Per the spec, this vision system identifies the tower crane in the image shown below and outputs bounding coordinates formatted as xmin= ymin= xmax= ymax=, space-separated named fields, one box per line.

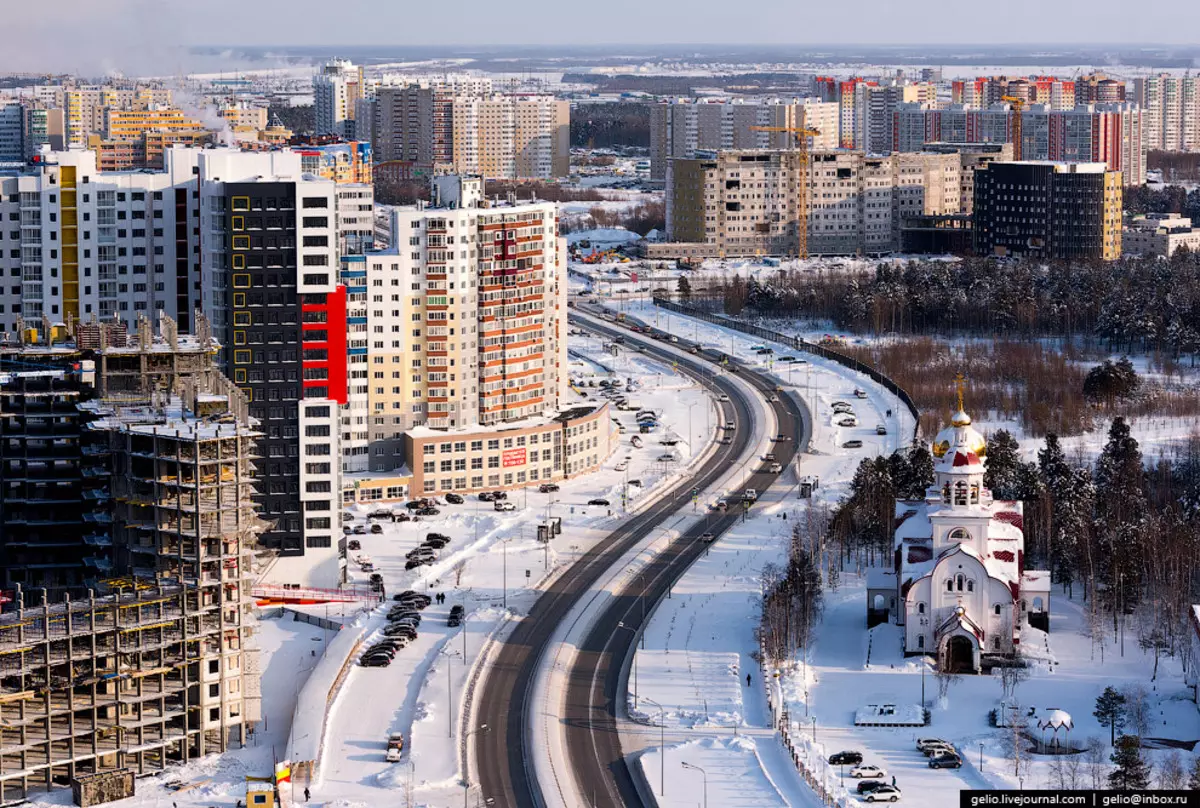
xmin=749 ymin=125 xmax=822 ymax=259
xmin=1000 ymin=96 xmax=1026 ymax=161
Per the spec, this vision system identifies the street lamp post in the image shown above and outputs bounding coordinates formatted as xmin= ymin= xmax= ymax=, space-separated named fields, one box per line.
xmin=463 ymin=724 xmax=490 ymax=808
xmin=441 ymin=648 xmax=461 ymax=738
xmin=979 ymin=741 xmax=984 ymax=773
xmin=617 ymin=621 xmax=639 ymax=710
xmin=642 ymin=697 xmax=666 ymax=797
xmin=681 ymin=762 xmax=707 ymax=808
xmin=501 ymin=538 xmax=512 ymax=612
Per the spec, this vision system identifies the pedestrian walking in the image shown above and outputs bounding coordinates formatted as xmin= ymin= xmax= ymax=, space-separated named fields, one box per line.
xmin=746 ymin=673 xmax=752 ymax=687
xmin=304 ymin=787 xmax=311 ymax=802
xmin=891 ymin=775 xmax=896 ymax=787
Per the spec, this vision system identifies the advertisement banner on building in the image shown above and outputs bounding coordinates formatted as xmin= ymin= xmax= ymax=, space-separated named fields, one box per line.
xmin=502 ymin=448 xmax=527 ymax=468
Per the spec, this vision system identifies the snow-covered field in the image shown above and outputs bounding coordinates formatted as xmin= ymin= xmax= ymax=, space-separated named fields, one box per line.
xmin=629 ymin=302 xmax=1200 ymax=807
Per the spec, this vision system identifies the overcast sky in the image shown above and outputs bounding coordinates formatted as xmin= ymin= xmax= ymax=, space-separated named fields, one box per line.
xmin=3 ymin=0 xmax=1198 ymax=75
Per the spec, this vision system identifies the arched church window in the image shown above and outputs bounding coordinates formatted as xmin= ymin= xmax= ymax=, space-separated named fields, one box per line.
xmin=955 ymin=574 xmax=964 ymax=591
xmin=994 ymin=604 xmax=1002 ymax=616
xmin=967 ymin=580 xmax=975 ymax=593
xmin=994 ymin=637 xmax=1001 ymax=650
xmin=948 ymin=528 xmax=969 ymax=542
xmin=917 ymin=602 xmax=925 ymax=614
xmin=918 ymin=635 xmax=925 ymax=649
xmin=970 ymin=484 xmax=980 ymax=504
xmin=946 ymin=579 xmax=954 ymax=593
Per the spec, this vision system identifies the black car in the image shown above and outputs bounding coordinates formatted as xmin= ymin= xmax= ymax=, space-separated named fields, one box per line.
xmin=539 ymin=483 xmax=560 ymax=493
xmin=416 ymin=507 xmax=440 ymax=517
xmin=397 ymin=595 xmax=431 ymax=609
xmin=448 ymin=614 xmax=462 ymax=627
xmin=828 ymin=751 xmax=863 ymax=766
xmin=393 ymin=512 xmax=411 ymax=523
xmin=445 ymin=493 xmax=464 ymax=505
xmin=393 ymin=590 xmax=416 ymax=601
xmin=383 ymin=625 xmax=417 ymax=639
xmin=389 ymin=609 xmax=421 ymax=621
xmin=492 ymin=491 xmax=508 ymax=501
xmin=348 ymin=540 xmax=361 ymax=551
xmin=404 ymin=559 xmax=427 ymax=570
xmin=406 ymin=500 xmax=426 ymax=510
xmin=450 ymin=604 xmax=465 ymax=616
xmin=360 ymin=656 xmax=391 ymax=668
xmin=857 ymin=780 xmax=888 ymax=795
xmin=425 ymin=537 xmax=449 ymax=549
xmin=929 ymin=753 xmax=962 ymax=770
xmin=479 ymin=492 xmax=495 ymax=501
xmin=370 ymin=523 xmax=383 ymax=534
xmin=588 ymin=498 xmax=610 ymax=507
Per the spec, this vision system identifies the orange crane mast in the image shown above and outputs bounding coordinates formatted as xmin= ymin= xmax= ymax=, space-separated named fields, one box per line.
xmin=1000 ymin=95 xmax=1026 ymax=161
xmin=749 ymin=125 xmax=822 ymax=259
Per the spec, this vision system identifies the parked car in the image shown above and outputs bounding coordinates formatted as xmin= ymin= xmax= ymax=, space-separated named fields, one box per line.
xmin=588 ymin=498 xmax=610 ymax=507
xmin=921 ymin=743 xmax=957 ymax=758
xmin=915 ymin=738 xmax=950 ymax=752
xmin=393 ymin=512 xmax=411 ymax=523
xmin=385 ymin=732 xmax=405 ymax=762
xmin=828 ymin=751 xmax=863 ymax=766
xmin=383 ymin=625 xmax=417 ymax=639
xmin=857 ymin=780 xmax=889 ymax=795
xmin=425 ymin=537 xmax=449 ymax=549
xmin=876 ymin=424 xmax=888 ymax=435
xmin=368 ymin=509 xmax=392 ymax=520
xmin=416 ymin=507 xmax=440 ymax=516
xmin=831 ymin=402 xmax=852 ymax=413
xmin=448 ymin=613 xmax=463 ymax=627
xmin=843 ymin=440 xmax=864 ymax=449
xmin=855 ymin=388 xmax=868 ymax=399
xmin=863 ymin=784 xmax=901 ymax=802
xmin=837 ymin=417 xmax=858 ymax=427
xmin=406 ymin=500 xmax=427 ymax=510
xmin=361 ymin=655 xmax=391 ymax=668
xmin=393 ymin=590 xmax=417 ymax=602
xmin=347 ymin=539 xmax=361 ymax=551
xmin=539 ymin=483 xmax=560 ymax=493
xmin=369 ymin=573 xmax=384 ymax=585
xmin=353 ymin=525 xmax=368 ymax=535
xmin=370 ymin=523 xmax=383 ymax=534
xmin=343 ymin=526 xmax=353 ymax=535
xmin=850 ymin=765 xmax=887 ymax=779
xmin=494 ymin=500 xmax=516 ymax=512
xmin=928 ymin=753 xmax=962 ymax=770
xmin=405 ymin=558 xmax=431 ymax=570
xmin=659 ymin=438 xmax=679 ymax=446
xmin=479 ymin=492 xmax=496 ymax=502
xmin=445 ymin=493 xmax=464 ymax=505
xmin=450 ymin=604 xmax=465 ymax=617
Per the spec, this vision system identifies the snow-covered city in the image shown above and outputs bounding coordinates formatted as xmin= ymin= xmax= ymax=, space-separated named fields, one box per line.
xmin=5 ymin=15 xmax=1200 ymax=808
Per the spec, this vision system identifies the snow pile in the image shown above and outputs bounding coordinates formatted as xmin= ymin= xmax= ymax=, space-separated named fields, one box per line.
xmin=853 ymin=702 xmax=925 ymax=726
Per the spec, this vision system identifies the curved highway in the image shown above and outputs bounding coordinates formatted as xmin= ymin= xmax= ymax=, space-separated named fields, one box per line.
xmin=473 ymin=303 xmax=809 ymax=808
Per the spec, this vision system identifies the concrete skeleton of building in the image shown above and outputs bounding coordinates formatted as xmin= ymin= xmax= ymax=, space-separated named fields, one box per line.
xmin=0 ymin=313 xmax=262 ymax=806
xmin=972 ymin=160 xmax=1123 ymax=261
xmin=371 ymin=75 xmax=569 ymax=179
xmin=648 ymin=97 xmax=840 ymax=183
xmin=658 ymin=147 xmax=992 ymax=258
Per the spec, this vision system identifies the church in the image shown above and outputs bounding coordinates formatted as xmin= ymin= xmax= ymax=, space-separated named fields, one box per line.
xmin=876 ymin=380 xmax=1051 ymax=673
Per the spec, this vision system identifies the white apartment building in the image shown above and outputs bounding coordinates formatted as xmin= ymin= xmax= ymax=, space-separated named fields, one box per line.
xmin=1134 ymin=73 xmax=1200 ymax=152
xmin=0 ymin=103 xmax=23 ymax=163
xmin=648 ymin=98 xmax=840 ymax=182
xmin=314 ymin=59 xmax=365 ymax=139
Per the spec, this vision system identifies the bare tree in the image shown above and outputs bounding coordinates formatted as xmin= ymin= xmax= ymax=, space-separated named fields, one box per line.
xmin=1158 ymin=750 xmax=1186 ymax=789
xmin=1122 ymin=685 xmax=1152 ymax=737
xmin=994 ymin=656 xmax=1030 ymax=701
xmin=1085 ymin=736 xmax=1108 ymax=789
xmin=934 ymin=669 xmax=960 ymax=707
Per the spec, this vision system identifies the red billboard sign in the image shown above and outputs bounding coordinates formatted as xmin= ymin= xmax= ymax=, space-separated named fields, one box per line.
xmin=502 ymin=448 xmax=527 ymax=468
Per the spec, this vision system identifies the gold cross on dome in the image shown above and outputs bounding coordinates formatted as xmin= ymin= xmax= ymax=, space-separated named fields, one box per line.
xmin=954 ymin=372 xmax=966 ymax=412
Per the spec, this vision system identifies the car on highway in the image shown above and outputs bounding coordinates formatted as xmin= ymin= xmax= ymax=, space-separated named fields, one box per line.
xmin=718 ymin=394 xmax=730 ymax=402
xmin=724 ymin=421 xmax=735 ymax=430
xmin=843 ymin=440 xmax=864 ymax=448
xmin=718 ymin=437 xmax=733 ymax=445
xmin=877 ymin=424 xmax=888 ymax=435
xmin=588 ymin=498 xmax=610 ymax=507
xmin=774 ymin=433 xmax=790 ymax=442
xmin=712 ymin=499 xmax=729 ymax=512
xmin=763 ymin=453 xmax=776 ymax=462
xmin=769 ymin=394 xmax=780 ymax=402
xmin=850 ymin=765 xmax=887 ymax=779
xmin=494 ymin=500 xmax=516 ymax=512
xmin=855 ymin=388 xmax=868 ymax=398
xmin=743 ymin=489 xmax=757 ymax=502
xmin=769 ymin=463 xmax=783 ymax=473
xmin=863 ymin=784 xmax=901 ymax=802
xmin=700 ymin=532 xmax=715 ymax=543
xmin=928 ymin=752 xmax=963 ymax=770
xmin=837 ymin=416 xmax=858 ymax=427
xmin=828 ymin=751 xmax=863 ymax=765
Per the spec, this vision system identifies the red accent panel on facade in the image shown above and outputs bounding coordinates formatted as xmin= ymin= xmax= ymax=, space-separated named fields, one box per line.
xmin=300 ymin=285 xmax=348 ymax=406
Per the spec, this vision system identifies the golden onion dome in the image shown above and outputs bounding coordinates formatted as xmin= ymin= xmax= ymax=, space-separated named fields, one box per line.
xmin=951 ymin=408 xmax=972 ymax=427
xmin=931 ymin=421 xmax=988 ymax=459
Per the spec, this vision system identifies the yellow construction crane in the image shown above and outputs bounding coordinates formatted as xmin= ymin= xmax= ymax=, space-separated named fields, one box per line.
xmin=749 ymin=125 xmax=822 ymax=259
xmin=1000 ymin=96 xmax=1026 ymax=161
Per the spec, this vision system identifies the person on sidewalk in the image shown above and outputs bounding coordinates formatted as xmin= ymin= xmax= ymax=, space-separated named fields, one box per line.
xmin=303 ymin=787 xmax=310 ymax=802
xmin=746 ymin=673 xmax=752 ymax=687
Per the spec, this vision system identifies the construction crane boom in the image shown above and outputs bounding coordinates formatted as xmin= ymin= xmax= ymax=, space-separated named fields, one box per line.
xmin=748 ymin=125 xmax=822 ymax=259
xmin=1000 ymin=96 xmax=1026 ymax=161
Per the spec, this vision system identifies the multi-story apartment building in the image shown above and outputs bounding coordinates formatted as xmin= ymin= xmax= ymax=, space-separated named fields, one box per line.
xmin=344 ymin=176 xmax=609 ymax=497
xmin=893 ymin=103 xmax=1145 ymax=184
xmin=1134 ymin=73 xmax=1200 ymax=152
xmin=373 ymin=79 xmax=567 ymax=180
xmin=973 ymin=161 xmax=1122 ymax=260
xmin=101 ymin=108 xmax=204 ymax=142
xmin=0 ymin=147 xmax=349 ymax=585
xmin=62 ymin=86 xmax=174 ymax=147
xmin=313 ymin=59 xmax=365 ymax=139
xmin=220 ymin=104 xmax=269 ymax=132
xmin=659 ymin=149 xmax=963 ymax=258
xmin=91 ymin=129 xmax=215 ymax=171
xmin=0 ymin=104 xmax=23 ymax=163
xmin=296 ymin=142 xmax=374 ymax=185
xmin=1123 ymin=213 xmax=1200 ymax=257
xmin=648 ymin=98 xmax=839 ymax=182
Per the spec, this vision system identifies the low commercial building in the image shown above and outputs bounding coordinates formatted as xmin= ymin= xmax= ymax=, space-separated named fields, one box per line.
xmin=972 ymin=161 xmax=1122 ymax=260
xmin=1123 ymin=213 xmax=1200 ymax=257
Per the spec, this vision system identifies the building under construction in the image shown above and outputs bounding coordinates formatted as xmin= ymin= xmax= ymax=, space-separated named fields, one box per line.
xmin=0 ymin=314 xmax=263 ymax=806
